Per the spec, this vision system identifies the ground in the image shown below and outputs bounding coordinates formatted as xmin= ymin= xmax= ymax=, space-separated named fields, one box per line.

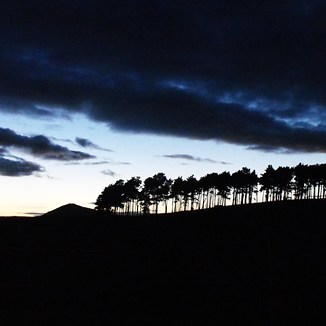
xmin=0 ymin=200 xmax=325 ymax=325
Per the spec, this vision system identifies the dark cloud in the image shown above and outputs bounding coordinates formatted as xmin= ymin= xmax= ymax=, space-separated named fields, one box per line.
xmin=162 ymin=154 xmax=219 ymax=163
xmin=0 ymin=1 xmax=326 ymax=153
xmin=21 ymin=212 xmax=42 ymax=216
xmin=246 ymin=145 xmax=296 ymax=154
xmin=0 ymin=156 xmax=43 ymax=177
xmin=75 ymin=137 xmax=113 ymax=152
xmin=0 ymin=97 xmax=71 ymax=119
xmin=0 ymin=127 xmax=94 ymax=160
xmin=75 ymin=137 xmax=95 ymax=148
xmin=101 ymin=169 xmax=117 ymax=177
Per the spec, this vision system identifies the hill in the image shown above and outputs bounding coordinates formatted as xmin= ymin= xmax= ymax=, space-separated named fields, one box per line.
xmin=0 ymin=199 xmax=325 ymax=325
xmin=40 ymin=203 xmax=100 ymax=221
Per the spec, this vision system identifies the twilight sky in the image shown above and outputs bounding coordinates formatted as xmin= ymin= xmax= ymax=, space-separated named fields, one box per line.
xmin=0 ymin=0 xmax=325 ymax=215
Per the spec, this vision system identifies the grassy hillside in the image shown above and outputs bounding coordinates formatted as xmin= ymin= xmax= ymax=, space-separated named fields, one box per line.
xmin=0 ymin=200 xmax=325 ymax=325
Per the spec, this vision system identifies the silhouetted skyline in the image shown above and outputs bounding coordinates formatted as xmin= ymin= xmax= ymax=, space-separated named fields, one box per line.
xmin=95 ymin=163 xmax=326 ymax=214
xmin=0 ymin=1 xmax=325 ymax=215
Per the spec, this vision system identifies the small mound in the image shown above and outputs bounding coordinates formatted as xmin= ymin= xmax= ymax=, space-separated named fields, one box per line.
xmin=41 ymin=203 xmax=98 ymax=221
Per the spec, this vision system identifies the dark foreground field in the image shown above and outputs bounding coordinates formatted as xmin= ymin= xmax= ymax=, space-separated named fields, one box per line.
xmin=0 ymin=199 xmax=325 ymax=325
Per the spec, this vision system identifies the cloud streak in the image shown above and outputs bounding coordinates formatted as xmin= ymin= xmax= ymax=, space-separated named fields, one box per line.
xmin=0 ymin=127 xmax=94 ymax=161
xmin=0 ymin=1 xmax=326 ymax=153
xmin=75 ymin=137 xmax=113 ymax=152
xmin=101 ymin=169 xmax=117 ymax=177
xmin=64 ymin=160 xmax=130 ymax=166
xmin=161 ymin=154 xmax=225 ymax=164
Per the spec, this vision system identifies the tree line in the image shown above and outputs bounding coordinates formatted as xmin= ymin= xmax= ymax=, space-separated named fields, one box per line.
xmin=95 ymin=163 xmax=326 ymax=215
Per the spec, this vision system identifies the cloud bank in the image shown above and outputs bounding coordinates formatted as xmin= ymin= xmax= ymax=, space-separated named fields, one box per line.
xmin=0 ymin=1 xmax=326 ymax=153
xmin=0 ymin=156 xmax=43 ymax=177
xmin=0 ymin=127 xmax=94 ymax=161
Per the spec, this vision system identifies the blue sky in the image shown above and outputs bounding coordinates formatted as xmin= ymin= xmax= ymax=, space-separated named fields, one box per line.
xmin=0 ymin=1 xmax=325 ymax=215
xmin=1 ymin=110 xmax=324 ymax=216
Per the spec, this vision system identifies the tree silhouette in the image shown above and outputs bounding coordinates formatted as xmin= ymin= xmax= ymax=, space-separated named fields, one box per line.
xmin=231 ymin=169 xmax=242 ymax=205
xmin=141 ymin=173 xmax=170 ymax=214
xmin=260 ymin=165 xmax=275 ymax=202
xmin=152 ymin=173 xmax=169 ymax=214
xmin=273 ymin=166 xmax=293 ymax=201
xmin=162 ymin=178 xmax=173 ymax=213
xmin=95 ymin=179 xmax=125 ymax=213
xmin=293 ymin=163 xmax=309 ymax=200
xmin=231 ymin=167 xmax=257 ymax=205
xmin=208 ymin=173 xmax=220 ymax=208
xmin=187 ymin=175 xmax=199 ymax=210
xmin=198 ymin=174 xmax=211 ymax=209
xmin=319 ymin=164 xmax=326 ymax=199
xmin=95 ymin=162 xmax=326 ymax=215
xmin=180 ymin=175 xmax=199 ymax=211
xmin=309 ymin=164 xmax=322 ymax=199
xmin=141 ymin=176 xmax=155 ymax=214
xmin=171 ymin=177 xmax=184 ymax=212
xmin=124 ymin=176 xmax=142 ymax=215
xmin=214 ymin=171 xmax=232 ymax=206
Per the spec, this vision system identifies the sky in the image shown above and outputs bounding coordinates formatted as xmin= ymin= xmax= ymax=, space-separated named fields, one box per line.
xmin=0 ymin=0 xmax=325 ymax=216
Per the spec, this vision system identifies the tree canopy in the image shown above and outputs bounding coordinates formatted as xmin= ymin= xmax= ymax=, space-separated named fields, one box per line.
xmin=95 ymin=163 xmax=326 ymax=215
